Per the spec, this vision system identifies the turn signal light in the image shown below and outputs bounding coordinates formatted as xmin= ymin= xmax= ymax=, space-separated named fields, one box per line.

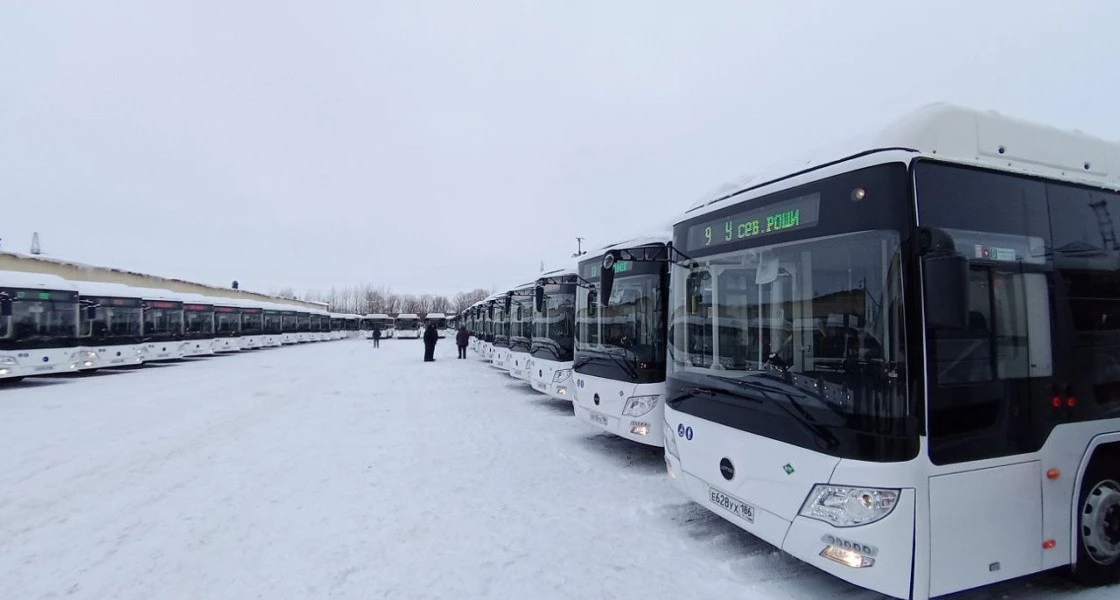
xmin=1043 ymin=539 xmax=1056 ymax=550
xmin=1046 ymin=469 xmax=1061 ymax=480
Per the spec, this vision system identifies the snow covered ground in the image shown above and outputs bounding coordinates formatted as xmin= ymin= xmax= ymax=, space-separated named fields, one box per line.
xmin=0 ymin=339 xmax=1115 ymax=600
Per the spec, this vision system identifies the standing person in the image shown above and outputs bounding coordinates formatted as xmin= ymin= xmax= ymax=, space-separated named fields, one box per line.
xmin=371 ymin=326 xmax=382 ymax=348
xmin=455 ymin=325 xmax=469 ymax=359
xmin=423 ymin=323 xmax=438 ymax=362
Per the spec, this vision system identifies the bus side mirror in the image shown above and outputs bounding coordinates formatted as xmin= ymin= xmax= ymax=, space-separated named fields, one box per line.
xmin=534 ymin=286 xmax=544 ymax=312
xmin=600 ymin=252 xmax=617 ymax=307
xmin=0 ymin=298 xmax=11 ymax=317
xmin=920 ymin=227 xmax=969 ymax=330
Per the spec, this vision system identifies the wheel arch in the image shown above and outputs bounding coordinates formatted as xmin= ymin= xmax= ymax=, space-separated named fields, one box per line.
xmin=1070 ymin=433 xmax=1120 ymax=569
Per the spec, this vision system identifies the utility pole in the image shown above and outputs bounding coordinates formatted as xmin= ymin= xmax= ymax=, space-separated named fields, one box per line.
xmin=572 ymin=237 xmax=586 ymax=258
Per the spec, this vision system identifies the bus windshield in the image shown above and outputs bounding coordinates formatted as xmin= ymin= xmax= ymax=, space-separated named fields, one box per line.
xmin=533 ymin=286 xmax=575 ymax=362
xmin=84 ymin=303 xmax=143 ymax=340
xmin=576 ymin=260 xmax=667 ymax=384
xmin=510 ymin=299 xmax=532 ymax=352
xmin=215 ymin=310 xmax=241 ymax=334
xmin=668 ymin=163 xmax=914 ymax=461
xmin=1 ymin=298 xmax=79 ymax=344
xmin=184 ymin=309 xmax=214 ymax=335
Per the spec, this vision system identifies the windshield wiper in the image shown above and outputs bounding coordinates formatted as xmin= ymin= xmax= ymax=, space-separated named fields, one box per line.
xmin=575 ymin=347 xmax=639 ymax=381
xmin=705 ymin=374 xmax=841 ymax=451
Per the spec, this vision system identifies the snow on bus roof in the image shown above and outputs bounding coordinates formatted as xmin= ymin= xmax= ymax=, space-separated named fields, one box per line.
xmin=0 ymin=269 xmax=79 ymax=292
xmin=682 ymin=102 xmax=1120 ymax=222
xmin=583 ymin=228 xmax=673 ymax=258
xmin=69 ymin=280 xmax=148 ymax=298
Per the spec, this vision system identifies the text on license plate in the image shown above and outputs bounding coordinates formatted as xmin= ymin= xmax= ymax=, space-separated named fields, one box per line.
xmin=708 ymin=487 xmax=755 ymax=523
xmin=589 ymin=412 xmax=609 ymax=427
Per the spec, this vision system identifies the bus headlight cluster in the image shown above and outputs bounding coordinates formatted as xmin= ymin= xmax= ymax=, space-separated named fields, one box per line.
xmin=553 ymin=369 xmax=572 ymax=382
xmin=622 ymin=395 xmax=659 ymax=417
xmin=799 ymin=485 xmax=899 ymax=527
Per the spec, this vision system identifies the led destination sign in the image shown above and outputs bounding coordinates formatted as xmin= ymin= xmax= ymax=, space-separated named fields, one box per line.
xmin=686 ymin=193 xmax=821 ymax=251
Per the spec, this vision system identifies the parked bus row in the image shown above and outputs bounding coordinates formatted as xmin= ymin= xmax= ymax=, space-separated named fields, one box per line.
xmin=358 ymin=312 xmax=451 ymax=340
xmin=0 ymin=272 xmax=366 ymax=382
xmin=454 ymin=105 xmax=1120 ymax=599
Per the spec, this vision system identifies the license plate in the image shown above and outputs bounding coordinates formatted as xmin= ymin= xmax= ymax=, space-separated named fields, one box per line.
xmin=110 ymin=359 xmax=124 ymax=364
xmin=589 ymin=411 xmax=609 ymax=427
xmin=708 ymin=487 xmax=755 ymax=523
xmin=33 ymin=365 xmax=53 ymax=372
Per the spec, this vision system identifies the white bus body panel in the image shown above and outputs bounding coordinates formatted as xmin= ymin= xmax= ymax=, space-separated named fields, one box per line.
xmin=492 ymin=347 xmax=511 ymax=370
xmin=397 ymin=329 xmax=420 ymax=339
xmin=143 ymin=341 xmax=185 ymax=361
xmin=527 ymin=357 xmax=573 ymax=400
xmin=573 ymin=374 xmax=664 ymax=447
xmin=663 ymin=404 xmax=913 ymax=598
xmin=9 ymin=347 xmax=82 ymax=378
xmin=214 ymin=338 xmax=241 ymax=353
xmin=508 ymin=350 xmax=531 ymax=380
xmin=82 ymin=343 xmax=144 ymax=368
xmin=182 ymin=339 xmax=217 ymax=356
xmin=238 ymin=335 xmax=265 ymax=350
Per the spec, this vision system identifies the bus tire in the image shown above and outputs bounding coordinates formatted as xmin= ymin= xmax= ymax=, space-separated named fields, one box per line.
xmin=1072 ymin=446 xmax=1120 ymax=586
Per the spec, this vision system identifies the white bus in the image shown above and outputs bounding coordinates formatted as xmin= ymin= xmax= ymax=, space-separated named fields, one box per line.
xmin=663 ymin=104 xmax=1120 ymax=599
xmin=123 ymin=285 xmax=187 ymax=361
xmin=261 ymin=304 xmax=284 ymax=347
xmin=572 ymin=234 xmax=671 ymax=447
xmin=0 ymin=270 xmax=86 ymax=381
xmin=528 ymin=267 xmax=578 ymax=400
xmin=71 ymin=280 xmax=147 ymax=369
xmin=364 ymin=313 xmax=395 ymax=339
xmin=279 ymin=307 xmax=299 ymax=344
xmin=177 ymin=292 xmax=217 ymax=356
xmin=426 ymin=312 xmax=448 ymax=339
xmin=212 ymin=298 xmax=244 ymax=353
xmin=395 ymin=313 xmax=422 ymax=339
xmin=506 ymin=284 xmax=536 ymax=380
xmin=490 ymin=293 xmax=513 ymax=370
xmin=232 ymin=300 xmax=265 ymax=350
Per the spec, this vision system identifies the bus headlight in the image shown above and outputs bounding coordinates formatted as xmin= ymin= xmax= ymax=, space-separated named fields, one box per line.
xmin=553 ymin=369 xmax=572 ymax=382
xmin=622 ymin=395 xmax=659 ymax=417
xmin=799 ymin=485 xmax=899 ymax=527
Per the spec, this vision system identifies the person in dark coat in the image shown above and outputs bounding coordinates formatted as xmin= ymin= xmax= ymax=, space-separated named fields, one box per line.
xmin=455 ymin=325 xmax=469 ymax=359
xmin=423 ymin=323 xmax=439 ymax=362
xmin=371 ymin=326 xmax=381 ymax=348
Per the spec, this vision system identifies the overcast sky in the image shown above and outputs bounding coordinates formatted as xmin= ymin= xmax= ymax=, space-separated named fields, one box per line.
xmin=2 ymin=1 xmax=1117 ymax=297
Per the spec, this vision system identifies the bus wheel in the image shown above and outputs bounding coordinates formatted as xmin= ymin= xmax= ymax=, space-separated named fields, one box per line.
xmin=1074 ymin=452 xmax=1120 ymax=585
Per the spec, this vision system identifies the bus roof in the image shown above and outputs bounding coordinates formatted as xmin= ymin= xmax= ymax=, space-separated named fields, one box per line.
xmin=683 ymin=103 xmax=1120 ymax=221
xmin=0 ymin=269 xmax=79 ymax=293
xmin=70 ymin=280 xmax=147 ymax=299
